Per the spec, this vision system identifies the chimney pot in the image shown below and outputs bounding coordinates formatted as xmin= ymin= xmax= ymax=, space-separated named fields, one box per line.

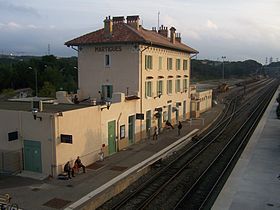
xmin=175 ymin=33 xmax=181 ymax=43
xmin=170 ymin=27 xmax=176 ymax=43
xmin=112 ymin=16 xmax=125 ymax=24
xmin=158 ymin=25 xmax=168 ymax=37
xmin=127 ymin=15 xmax=140 ymax=30
xmin=104 ymin=16 xmax=113 ymax=38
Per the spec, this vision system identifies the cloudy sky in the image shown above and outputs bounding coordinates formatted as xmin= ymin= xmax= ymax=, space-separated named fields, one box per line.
xmin=0 ymin=0 xmax=279 ymax=63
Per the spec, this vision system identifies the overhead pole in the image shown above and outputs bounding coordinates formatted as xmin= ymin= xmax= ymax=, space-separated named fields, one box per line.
xmin=157 ymin=11 xmax=160 ymax=30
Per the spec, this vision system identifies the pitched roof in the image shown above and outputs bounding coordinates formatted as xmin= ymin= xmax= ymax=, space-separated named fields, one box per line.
xmin=65 ymin=23 xmax=198 ymax=54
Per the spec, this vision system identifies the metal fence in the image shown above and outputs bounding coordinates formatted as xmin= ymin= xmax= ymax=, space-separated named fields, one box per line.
xmin=0 ymin=149 xmax=22 ymax=175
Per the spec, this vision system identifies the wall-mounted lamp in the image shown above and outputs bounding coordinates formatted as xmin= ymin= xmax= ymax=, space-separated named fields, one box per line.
xmin=57 ymin=112 xmax=63 ymax=117
xmin=154 ymin=92 xmax=162 ymax=99
xmin=101 ymin=101 xmax=112 ymax=111
xmin=32 ymin=108 xmax=42 ymax=121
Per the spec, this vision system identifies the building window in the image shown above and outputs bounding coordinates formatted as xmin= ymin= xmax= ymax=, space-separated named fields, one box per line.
xmin=163 ymin=111 xmax=168 ymax=122
xmin=183 ymin=79 xmax=188 ymax=92
xmin=183 ymin=59 xmax=188 ymax=71
xmin=176 ymin=59 xmax=181 ymax=70
xmin=167 ymin=58 xmax=173 ymax=70
xmin=157 ymin=80 xmax=163 ymax=96
xmin=176 ymin=79 xmax=181 ymax=93
xmin=105 ymin=54 xmax=110 ymax=67
xmin=145 ymin=55 xmax=153 ymax=70
xmin=101 ymin=84 xmax=113 ymax=99
xmin=145 ymin=81 xmax=152 ymax=98
xmin=167 ymin=80 xmax=173 ymax=94
xmin=158 ymin=56 xmax=163 ymax=70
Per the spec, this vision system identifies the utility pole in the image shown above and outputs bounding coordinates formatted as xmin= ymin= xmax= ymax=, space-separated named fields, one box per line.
xmin=157 ymin=11 xmax=160 ymax=30
xmin=222 ymin=56 xmax=226 ymax=82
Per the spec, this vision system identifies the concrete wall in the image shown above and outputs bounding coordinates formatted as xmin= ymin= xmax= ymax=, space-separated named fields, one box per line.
xmin=55 ymin=98 xmax=139 ymax=175
xmin=197 ymin=90 xmax=212 ymax=113
xmin=0 ymin=110 xmax=55 ymax=176
xmin=78 ymin=44 xmax=139 ymax=99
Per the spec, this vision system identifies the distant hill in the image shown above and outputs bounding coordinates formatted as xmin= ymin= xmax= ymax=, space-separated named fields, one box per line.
xmin=191 ymin=59 xmax=263 ymax=81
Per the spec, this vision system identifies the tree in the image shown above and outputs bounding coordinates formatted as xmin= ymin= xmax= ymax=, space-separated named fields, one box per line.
xmin=39 ymin=82 xmax=56 ymax=97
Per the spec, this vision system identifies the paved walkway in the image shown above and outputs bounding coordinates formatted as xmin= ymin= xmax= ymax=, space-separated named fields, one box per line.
xmin=212 ymin=86 xmax=280 ymax=210
xmin=0 ymin=104 xmax=222 ymax=210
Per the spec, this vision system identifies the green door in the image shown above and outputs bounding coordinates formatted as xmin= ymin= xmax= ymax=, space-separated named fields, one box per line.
xmin=128 ymin=115 xmax=135 ymax=144
xmin=24 ymin=140 xmax=42 ymax=173
xmin=146 ymin=110 xmax=151 ymax=138
xmin=168 ymin=105 xmax=172 ymax=122
xmin=108 ymin=120 xmax=116 ymax=155
xmin=183 ymin=100 xmax=186 ymax=121
xmin=157 ymin=111 xmax=162 ymax=133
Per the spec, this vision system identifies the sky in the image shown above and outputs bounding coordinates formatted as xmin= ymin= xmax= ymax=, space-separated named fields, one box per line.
xmin=0 ymin=0 xmax=279 ymax=63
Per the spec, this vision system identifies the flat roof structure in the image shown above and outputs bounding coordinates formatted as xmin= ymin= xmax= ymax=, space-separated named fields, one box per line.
xmin=0 ymin=101 xmax=90 ymax=113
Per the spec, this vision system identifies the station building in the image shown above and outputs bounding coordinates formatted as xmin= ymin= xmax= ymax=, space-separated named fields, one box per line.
xmin=0 ymin=15 xmax=204 ymax=177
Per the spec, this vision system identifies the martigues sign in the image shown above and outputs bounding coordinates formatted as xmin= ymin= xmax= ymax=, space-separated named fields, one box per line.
xmin=95 ymin=46 xmax=122 ymax=52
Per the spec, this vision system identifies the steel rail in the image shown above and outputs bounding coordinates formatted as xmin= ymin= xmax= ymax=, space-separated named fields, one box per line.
xmin=174 ymin=82 xmax=278 ymax=210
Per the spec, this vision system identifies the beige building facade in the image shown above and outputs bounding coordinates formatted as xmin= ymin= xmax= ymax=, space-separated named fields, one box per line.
xmin=0 ymin=15 xmax=206 ymax=177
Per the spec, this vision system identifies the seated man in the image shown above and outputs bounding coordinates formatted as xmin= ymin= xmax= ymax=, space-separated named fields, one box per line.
xmin=64 ymin=161 xmax=74 ymax=179
xmin=74 ymin=156 xmax=86 ymax=173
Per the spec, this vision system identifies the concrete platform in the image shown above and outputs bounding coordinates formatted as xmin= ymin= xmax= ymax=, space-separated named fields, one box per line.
xmin=0 ymin=104 xmax=222 ymax=210
xmin=212 ymin=86 xmax=280 ymax=210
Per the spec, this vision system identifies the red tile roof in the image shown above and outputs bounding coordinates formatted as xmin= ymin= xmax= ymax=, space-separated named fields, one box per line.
xmin=65 ymin=23 xmax=198 ymax=54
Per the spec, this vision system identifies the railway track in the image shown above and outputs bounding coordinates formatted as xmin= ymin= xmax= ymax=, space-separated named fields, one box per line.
xmin=99 ymin=79 xmax=279 ymax=210
xmin=174 ymin=81 xmax=278 ymax=209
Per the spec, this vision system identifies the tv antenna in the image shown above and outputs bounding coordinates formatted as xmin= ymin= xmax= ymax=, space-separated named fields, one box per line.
xmin=157 ymin=11 xmax=160 ymax=30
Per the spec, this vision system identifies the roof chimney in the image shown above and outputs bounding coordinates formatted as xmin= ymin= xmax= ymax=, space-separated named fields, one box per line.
xmin=158 ymin=25 xmax=168 ymax=37
xmin=127 ymin=15 xmax=140 ymax=30
xmin=104 ymin=16 xmax=113 ymax=38
xmin=175 ymin=33 xmax=181 ymax=43
xmin=170 ymin=27 xmax=176 ymax=43
xmin=112 ymin=16 xmax=125 ymax=24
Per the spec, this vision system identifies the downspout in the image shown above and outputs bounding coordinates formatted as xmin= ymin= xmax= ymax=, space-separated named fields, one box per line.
xmin=140 ymin=42 xmax=152 ymax=141
xmin=116 ymin=112 xmax=122 ymax=152
xmin=50 ymin=114 xmax=58 ymax=177
xmin=19 ymin=111 xmax=23 ymax=172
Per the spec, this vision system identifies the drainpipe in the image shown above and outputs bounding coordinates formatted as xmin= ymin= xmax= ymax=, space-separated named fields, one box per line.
xmin=140 ymin=42 xmax=152 ymax=141
xmin=19 ymin=111 xmax=23 ymax=171
xmin=116 ymin=112 xmax=122 ymax=152
xmin=50 ymin=114 xmax=58 ymax=177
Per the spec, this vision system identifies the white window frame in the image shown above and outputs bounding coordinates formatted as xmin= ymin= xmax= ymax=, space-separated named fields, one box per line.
xmin=145 ymin=55 xmax=153 ymax=70
xmin=158 ymin=56 xmax=163 ymax=70
xmin=183 ymin=59 xmax=188 ymax=71
xmin=157 ymin=80 xmax=163 ymax=96
xmin=183 ymin=79 xmax=188 ymax=92
xmin=105 ymin=54 xmax=111 ymax=67
xmin=176 ymin=59 xmax=181 ymax=70
xmin=175 ymin=79 xmax=181 ymax=93
xmin=167 ymin=79 xmax=173 ymax=95
xmin=145 ymin=81 xmax=153 ymax=98
xmin=167 ymin=58 xmax=173 ymax=70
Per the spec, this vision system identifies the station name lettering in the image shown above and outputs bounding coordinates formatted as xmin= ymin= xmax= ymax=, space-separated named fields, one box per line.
xmin=95 ymin=46 xmax=122 ymax=52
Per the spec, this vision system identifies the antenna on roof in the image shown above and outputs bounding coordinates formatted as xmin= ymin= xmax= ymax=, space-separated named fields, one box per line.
xmin=157 ymin=11 xmax=160 ymax=30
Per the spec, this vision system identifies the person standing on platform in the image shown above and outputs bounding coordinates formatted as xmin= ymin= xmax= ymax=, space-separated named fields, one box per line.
xmin=178 ymin=121 xmax=182 ymax=136
xmin=153 ymin=126 xmax=158 ymax=141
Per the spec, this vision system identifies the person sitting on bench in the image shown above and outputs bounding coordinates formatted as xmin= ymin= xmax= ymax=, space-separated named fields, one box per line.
xmin=74 ymin=156 xmax=86 ymax=173
xmin=64 ymin=161 xmax=74 ymax=179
